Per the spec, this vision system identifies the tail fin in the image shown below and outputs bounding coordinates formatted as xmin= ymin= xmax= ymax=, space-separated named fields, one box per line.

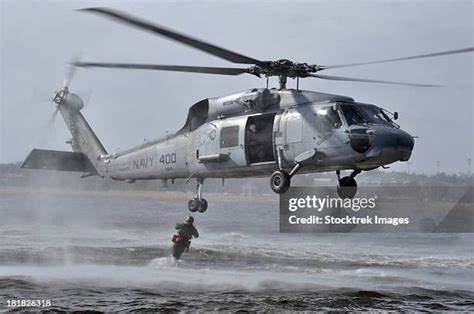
xmin=23 ymin=61 xmax=108 ymax=177
xmin=57 ymin=92 xmax=108 ymax=176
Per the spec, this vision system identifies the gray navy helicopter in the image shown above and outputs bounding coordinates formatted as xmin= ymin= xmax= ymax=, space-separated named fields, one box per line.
xmin=22 ymin=7 xmax=474 ymax=213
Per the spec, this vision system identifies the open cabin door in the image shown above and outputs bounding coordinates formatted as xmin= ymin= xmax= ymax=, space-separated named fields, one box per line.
xmin=245 ymin=113 xmax=276 ymax=164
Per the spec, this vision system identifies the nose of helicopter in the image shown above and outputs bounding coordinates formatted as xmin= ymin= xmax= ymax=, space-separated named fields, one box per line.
xmin=364 ymin=127 xmax=414 ymax=162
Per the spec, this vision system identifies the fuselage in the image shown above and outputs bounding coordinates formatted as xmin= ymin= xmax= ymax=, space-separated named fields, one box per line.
xmin=103 ymin=88 xmax=414 ymax=182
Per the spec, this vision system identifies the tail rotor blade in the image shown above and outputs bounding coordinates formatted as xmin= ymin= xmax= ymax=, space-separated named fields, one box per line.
xmin=29 ymin=89 xmax=54 ymax=105
xmin=63 ymin=54 xmax=82 ymax=89
xmin=37 ymin=107 xmax=60 ymax=146
xmin=63 ymin=65 xmax=76 ymax=89
xmin=82 ymin=91 xmax=93 ymax=110
xmin=48 ymin=107 xmax=60 ymax=127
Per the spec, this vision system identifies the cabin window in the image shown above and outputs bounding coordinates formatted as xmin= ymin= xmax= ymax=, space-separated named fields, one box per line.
xmin=220 ymin=126 xmax=239 ymax=148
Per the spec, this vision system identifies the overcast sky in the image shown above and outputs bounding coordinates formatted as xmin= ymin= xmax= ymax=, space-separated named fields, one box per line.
xmin=1 ymin=0 xmax=472 ymax=174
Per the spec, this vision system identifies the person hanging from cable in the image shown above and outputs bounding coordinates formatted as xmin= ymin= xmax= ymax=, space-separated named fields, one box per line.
xmin=171 ymin=216 xmax=199 ymax=260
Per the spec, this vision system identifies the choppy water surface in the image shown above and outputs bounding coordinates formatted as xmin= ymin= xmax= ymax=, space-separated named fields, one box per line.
xmin=0 ymin=189 xmax=473 ymax=311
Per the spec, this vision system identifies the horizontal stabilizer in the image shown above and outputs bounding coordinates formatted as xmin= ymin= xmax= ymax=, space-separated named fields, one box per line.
xmin=21 ymin=149 xmax=97 ymax=174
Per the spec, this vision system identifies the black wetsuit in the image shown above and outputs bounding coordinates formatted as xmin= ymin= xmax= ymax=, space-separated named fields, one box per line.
xmin=175 ymin=223 xmax=199 ymax=242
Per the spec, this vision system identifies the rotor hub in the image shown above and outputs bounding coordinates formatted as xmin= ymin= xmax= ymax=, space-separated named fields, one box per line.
xmin=248 ymin=60 xmax=321 ymax=79
xmin=53 ymin=89 xmax=67 ymax=105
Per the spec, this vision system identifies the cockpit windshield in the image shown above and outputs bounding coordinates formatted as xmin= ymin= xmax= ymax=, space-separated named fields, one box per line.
xmin=340 ymin=104 xmax=366 ymax=125
xmin=340 ymin=103 xmax=394 ymax=127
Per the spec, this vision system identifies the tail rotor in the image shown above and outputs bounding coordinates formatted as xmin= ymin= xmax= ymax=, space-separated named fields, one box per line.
xmin=34 ymin=57 xmax=87 ymax=144
xmin=50 ymin=55 xmax=85 ymax=124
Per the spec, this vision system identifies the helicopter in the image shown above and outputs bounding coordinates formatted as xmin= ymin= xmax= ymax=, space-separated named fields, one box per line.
xmin=22 ymin=7 xmax=474 ymax=213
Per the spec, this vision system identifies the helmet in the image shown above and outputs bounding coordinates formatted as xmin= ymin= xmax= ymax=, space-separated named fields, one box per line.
xmin=185 ymin=216 xmax=194 ymax=224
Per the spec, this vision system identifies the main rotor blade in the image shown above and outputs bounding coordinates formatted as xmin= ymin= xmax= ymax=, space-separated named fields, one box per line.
xmin=309 ymin=74 xmax=437 ymax=87
xmin=74 ymin=62 xmax=251 ymax=76
xmin=320 ymin=47 xmax=474 ymax=69
xmin=79 ymin=7 xmax=263 ymax=65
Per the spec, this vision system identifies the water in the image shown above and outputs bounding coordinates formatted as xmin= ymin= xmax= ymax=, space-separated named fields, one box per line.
xmin=0 ymin=188 xmax=473 ymax=311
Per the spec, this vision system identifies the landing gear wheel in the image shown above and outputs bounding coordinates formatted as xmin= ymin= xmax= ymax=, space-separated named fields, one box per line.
xmin=337 ymin=176 xmax=358 ymax=199
xmin=270 ymin=170 xmax=291 ymax=194
xmin=198 ymin=199 xmax=208 ymax=213
xmin=188 ymin=198 xmax=200 ymax=212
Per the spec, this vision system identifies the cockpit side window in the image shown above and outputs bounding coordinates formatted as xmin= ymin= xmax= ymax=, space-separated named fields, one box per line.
xmin=314 ymin=106 xmax=342 ymax=130
xmin=340 ymin=104 xmax=367 ymax=126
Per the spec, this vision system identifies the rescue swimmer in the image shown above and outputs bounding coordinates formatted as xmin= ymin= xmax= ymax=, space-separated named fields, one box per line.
xmin=171 ymin=216 xmax=199 ymax=260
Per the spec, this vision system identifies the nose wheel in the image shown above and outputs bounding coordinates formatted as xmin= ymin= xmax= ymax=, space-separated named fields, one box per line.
xmin=336 ymin=170 xmax=360 ymax=199
xmin=188 ymin=178 xmax=208 ymax=213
